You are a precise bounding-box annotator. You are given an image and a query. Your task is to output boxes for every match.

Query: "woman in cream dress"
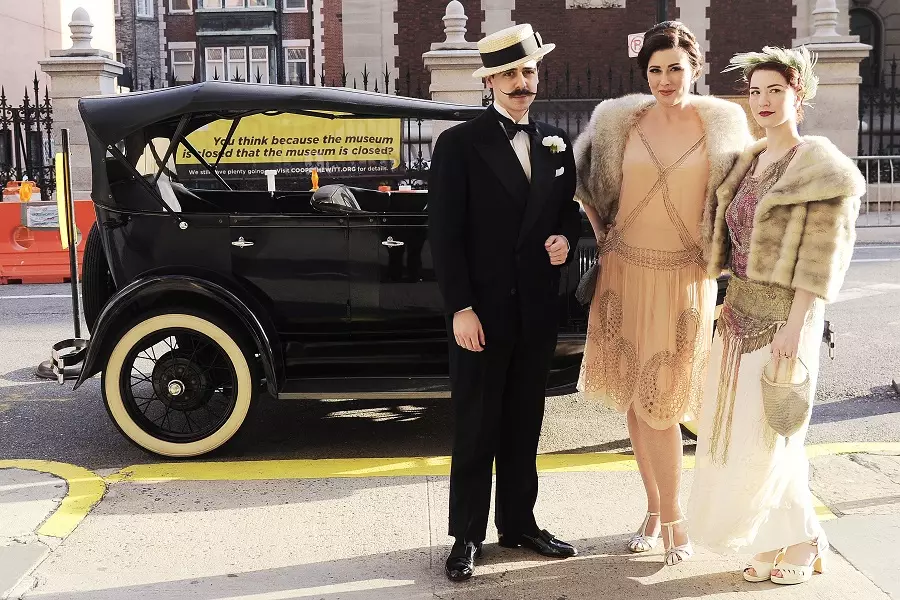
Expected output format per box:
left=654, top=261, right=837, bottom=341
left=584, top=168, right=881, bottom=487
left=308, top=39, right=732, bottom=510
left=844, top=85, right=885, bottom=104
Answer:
left=687, top=47, right=865, bottom=585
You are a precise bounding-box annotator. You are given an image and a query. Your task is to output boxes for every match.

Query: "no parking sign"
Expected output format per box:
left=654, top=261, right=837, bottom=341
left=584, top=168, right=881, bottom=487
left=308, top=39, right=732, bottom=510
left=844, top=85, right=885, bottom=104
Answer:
left=627, top=33, right=645, bottom=58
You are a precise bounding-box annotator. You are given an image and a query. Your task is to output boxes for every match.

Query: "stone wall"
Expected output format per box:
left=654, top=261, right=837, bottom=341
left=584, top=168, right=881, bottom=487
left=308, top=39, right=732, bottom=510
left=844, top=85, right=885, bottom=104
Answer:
left=115, top=0, right=162, bottom=90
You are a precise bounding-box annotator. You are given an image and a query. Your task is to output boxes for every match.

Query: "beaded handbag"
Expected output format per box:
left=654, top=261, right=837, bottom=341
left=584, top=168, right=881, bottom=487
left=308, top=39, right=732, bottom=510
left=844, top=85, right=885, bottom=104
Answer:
left=760, top=357, right=812, bottom=441
left=575, top=259, right=599, bottom=306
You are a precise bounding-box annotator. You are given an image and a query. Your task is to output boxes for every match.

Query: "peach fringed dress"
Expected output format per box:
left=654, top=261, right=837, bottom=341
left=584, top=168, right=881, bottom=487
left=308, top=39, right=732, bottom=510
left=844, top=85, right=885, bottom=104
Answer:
left=577, top=120, right=717, bottom=430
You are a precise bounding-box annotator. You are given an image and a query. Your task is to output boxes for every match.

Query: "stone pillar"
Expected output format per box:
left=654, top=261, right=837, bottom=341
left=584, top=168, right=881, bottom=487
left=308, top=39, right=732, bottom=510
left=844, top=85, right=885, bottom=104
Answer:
left=39, top=8, right=124, bottom=198
left=677, top=0, right=710, bottom=94
left=795, top=0, right=871, bottom=156
left=423, top=1, right=484, bottom=143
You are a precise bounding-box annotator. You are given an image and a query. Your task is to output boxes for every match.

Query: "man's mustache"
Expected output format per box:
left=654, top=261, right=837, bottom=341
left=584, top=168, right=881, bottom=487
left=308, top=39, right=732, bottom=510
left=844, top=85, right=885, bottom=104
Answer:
left=499, top=88, right=536, bottom=98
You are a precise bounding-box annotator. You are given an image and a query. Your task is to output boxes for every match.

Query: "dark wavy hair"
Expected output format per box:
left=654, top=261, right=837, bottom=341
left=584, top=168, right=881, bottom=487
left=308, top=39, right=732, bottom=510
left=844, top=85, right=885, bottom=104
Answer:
left=637, top=21, right=703, bottom=82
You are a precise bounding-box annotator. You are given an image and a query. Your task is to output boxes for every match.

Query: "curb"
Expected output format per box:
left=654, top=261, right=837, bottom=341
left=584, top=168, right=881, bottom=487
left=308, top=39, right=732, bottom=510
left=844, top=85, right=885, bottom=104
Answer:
left=0, top=460, right=105, bottom=539
left=2, top=443, right=898, bottom=542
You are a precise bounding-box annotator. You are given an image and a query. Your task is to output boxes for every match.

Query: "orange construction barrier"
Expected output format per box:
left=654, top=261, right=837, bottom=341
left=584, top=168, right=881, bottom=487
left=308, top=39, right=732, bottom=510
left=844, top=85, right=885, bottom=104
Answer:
left=0, top=199, right=96, bottom=284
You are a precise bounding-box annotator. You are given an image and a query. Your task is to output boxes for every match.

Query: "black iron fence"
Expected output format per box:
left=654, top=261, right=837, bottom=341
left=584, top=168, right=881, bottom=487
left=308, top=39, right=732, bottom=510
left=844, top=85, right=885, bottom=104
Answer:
left=0, top=75, right=54, bottom=197
left=484, top=64, right=649, bottom=140
left=859, top=57, right=900, bottom=157
left=316, top=65, right=431, bottom=190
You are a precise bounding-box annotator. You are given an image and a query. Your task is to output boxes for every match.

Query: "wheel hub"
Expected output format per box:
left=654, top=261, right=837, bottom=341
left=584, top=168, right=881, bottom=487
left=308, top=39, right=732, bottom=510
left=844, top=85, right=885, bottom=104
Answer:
left=167, top=379, right=185, bottom=396
left=151, top=351, right=214, bottom=411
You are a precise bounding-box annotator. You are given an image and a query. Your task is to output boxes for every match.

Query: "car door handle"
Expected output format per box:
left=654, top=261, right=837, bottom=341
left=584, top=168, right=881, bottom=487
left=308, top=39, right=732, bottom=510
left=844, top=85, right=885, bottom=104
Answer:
left=232, top=236, right=254, bottom=248
left=381, top=237, right=404, bottom=247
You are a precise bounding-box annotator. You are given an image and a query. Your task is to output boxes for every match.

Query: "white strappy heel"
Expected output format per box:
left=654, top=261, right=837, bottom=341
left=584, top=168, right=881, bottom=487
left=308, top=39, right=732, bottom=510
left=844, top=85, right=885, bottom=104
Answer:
left=743, top=548, right=786, bottom=582
left=627, top=511, right=660, bottom=553
left=771, top=539, right=828, bottom=585
left=662, top=518, right=693, bottom=566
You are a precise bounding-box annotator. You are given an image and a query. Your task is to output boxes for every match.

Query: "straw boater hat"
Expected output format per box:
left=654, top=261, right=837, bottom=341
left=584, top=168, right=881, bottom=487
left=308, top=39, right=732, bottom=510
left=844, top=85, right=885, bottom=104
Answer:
left=472, top=24, right=556, bottom=78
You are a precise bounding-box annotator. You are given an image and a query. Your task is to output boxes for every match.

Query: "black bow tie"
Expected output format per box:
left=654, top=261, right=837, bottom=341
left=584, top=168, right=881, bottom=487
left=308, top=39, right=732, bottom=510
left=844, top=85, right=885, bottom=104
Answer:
left=496, top=112, right=537, bottom=140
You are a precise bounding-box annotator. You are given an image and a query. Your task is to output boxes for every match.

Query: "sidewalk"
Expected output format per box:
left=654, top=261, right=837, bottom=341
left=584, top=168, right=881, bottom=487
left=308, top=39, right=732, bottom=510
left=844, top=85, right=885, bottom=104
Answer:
left=1, top=447, right=898, bottom=599
left=856, top=224, right=900, bottom=244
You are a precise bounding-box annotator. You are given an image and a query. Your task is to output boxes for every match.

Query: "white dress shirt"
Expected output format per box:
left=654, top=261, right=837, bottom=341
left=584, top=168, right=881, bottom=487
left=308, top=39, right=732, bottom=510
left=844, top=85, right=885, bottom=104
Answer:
left=494, top=102, right=532, bottom=183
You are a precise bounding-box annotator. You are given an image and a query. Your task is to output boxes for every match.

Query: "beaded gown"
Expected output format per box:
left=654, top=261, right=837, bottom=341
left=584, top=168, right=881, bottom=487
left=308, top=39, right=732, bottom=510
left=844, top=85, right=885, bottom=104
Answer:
left=578, top=117, right=716, bottom=430
left=687, top=143, right=826, bottom=554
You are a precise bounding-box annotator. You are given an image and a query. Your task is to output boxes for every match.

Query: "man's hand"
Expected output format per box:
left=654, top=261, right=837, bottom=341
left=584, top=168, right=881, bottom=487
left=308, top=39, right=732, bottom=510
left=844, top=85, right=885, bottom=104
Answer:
left=454, top=310, right=485, bottom=352
left=545, top=235, right=569, bottom=266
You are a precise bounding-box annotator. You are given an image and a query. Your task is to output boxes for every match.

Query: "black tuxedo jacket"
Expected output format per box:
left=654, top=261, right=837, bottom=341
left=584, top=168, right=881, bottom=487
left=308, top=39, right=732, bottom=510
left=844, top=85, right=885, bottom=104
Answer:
left=428, top=107, right=581, bottom=342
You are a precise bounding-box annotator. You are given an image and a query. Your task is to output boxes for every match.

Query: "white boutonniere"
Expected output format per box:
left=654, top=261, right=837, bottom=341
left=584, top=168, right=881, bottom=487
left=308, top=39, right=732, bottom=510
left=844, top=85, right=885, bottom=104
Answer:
left=542, top=135, right=566, bottom=154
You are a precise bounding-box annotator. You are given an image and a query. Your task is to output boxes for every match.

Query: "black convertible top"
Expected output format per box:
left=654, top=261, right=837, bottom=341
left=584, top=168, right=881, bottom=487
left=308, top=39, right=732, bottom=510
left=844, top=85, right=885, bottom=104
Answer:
left=78, top=80, right=485, bottom=144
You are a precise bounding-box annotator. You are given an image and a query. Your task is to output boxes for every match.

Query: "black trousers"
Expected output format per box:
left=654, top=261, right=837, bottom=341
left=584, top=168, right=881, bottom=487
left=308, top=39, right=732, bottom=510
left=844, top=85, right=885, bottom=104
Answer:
left=446, top=309, right=557, bottom=544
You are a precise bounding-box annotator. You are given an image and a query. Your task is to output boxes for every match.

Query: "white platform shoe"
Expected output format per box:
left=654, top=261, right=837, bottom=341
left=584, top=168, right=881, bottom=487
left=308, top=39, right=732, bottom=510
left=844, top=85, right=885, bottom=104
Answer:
left=771, top=539, right=828, bottom=585
left=627, top=511, right=660, bottom=553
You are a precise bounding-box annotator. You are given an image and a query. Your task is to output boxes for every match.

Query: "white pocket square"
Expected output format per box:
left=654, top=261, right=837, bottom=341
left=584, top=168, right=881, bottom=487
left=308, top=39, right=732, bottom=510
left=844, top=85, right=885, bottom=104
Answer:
left=555, top=167, right=565, bottom=177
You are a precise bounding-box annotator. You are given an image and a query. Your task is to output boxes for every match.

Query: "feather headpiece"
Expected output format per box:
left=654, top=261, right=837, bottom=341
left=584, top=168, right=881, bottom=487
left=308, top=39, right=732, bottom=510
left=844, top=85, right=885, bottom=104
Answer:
left=723, top=46, right=819, bottom=104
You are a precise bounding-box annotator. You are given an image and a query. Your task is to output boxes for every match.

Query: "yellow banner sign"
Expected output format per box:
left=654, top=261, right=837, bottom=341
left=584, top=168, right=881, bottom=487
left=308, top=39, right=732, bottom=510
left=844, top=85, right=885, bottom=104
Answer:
left=177, top=113, right=402, bottom=169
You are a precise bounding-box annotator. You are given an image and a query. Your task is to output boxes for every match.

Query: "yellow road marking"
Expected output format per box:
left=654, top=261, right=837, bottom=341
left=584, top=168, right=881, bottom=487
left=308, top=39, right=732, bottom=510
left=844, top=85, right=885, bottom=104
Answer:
left=0, top=460, right=105, bottom=538
left=106, top=442, right=900, bottom=482
left=812, top=495, right=838, bottom=522
left=1, top=442, right=896, bottom=540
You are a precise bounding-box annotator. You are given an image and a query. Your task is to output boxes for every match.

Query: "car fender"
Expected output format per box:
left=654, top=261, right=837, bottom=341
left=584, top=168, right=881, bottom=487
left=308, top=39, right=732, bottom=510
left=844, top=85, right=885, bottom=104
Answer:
left=74, top=274, right=281, bottom=397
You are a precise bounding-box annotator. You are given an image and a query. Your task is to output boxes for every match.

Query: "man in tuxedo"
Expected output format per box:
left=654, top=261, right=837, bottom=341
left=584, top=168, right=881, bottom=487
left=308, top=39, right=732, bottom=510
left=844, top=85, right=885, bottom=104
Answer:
left=427, top=23, right=582, bottom=582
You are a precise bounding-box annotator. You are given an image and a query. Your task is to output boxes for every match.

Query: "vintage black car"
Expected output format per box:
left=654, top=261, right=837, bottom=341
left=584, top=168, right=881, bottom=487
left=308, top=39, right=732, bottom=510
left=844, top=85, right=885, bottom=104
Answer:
left=68, top=81, right=725, bottom=457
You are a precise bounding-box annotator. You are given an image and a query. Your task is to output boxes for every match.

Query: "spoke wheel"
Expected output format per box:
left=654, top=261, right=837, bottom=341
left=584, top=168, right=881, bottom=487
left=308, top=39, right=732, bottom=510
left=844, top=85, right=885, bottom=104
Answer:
left=103, top=312, right=256, bottom=457
left=123, top=331, right=237, bottom=443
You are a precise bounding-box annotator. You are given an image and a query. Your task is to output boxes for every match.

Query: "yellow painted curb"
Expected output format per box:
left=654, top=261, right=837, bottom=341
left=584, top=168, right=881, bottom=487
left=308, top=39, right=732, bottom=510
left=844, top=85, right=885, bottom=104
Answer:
left=804, top=442, right=900, bottom=459
left=106, top=456, right=454, bottom=483
left=1, top=442, right=893, bottom=541
left=106, top=442, right=900, bottom=483
left=0, top=460, right=105, bottom=538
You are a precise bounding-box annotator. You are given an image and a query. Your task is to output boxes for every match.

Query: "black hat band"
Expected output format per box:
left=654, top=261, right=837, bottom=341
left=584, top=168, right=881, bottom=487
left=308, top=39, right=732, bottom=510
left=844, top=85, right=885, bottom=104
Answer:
left=480, top=34, right=542, bottom=69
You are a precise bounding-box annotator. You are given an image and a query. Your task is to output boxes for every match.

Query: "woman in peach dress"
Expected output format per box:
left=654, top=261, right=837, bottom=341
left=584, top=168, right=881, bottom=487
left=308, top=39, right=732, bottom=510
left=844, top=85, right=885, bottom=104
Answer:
left=573, top=21, right=750, bottom=565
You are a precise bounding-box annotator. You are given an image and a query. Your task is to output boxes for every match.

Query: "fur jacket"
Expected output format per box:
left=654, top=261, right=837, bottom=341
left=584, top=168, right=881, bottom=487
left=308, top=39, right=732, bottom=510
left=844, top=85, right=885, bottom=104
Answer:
left=573, top=94, right=752, bottom=258
left=707, top=136, right=866, bottom=302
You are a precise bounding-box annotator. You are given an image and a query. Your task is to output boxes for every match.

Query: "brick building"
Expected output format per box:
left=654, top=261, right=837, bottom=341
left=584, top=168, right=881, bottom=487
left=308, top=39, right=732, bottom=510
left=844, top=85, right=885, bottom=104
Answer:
left=114, top=0, right=344, bottom=90
left=114, top=0, right=886, bottom=96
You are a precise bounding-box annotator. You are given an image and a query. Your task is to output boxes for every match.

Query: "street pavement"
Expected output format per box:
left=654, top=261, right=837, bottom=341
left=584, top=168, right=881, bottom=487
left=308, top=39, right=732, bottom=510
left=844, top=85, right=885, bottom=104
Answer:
left=0, top=235, right=898, bottom=599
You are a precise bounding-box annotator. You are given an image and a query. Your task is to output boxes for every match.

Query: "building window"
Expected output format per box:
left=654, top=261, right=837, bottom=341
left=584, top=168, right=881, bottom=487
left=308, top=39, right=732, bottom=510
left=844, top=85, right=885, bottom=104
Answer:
left=114, top=0, right=121, bottom=17
left=201, top=0, right=223, bottom=7
left=219, top=0, right=269, bottom=6
left=850, top=8, right=882, bottom=87
left=250, top=46, right=269, bottom=83
left=169, top=0, right=192, bottom=12
left=227, top=47, right=248, bottom=81
left=285, top=47, right=308, bottom=85
left=284, top=0, right=306, bottom=9
left=136, top=0, right=153, bottom=17
left=171, top=49, right=195, bottom=83
left=205, top=47, right=225, bottom=80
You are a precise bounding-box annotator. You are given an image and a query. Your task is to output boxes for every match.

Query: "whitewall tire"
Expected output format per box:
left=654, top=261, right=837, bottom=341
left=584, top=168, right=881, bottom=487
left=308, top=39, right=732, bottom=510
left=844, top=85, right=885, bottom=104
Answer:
left=102, top=312, right=256, bottom=457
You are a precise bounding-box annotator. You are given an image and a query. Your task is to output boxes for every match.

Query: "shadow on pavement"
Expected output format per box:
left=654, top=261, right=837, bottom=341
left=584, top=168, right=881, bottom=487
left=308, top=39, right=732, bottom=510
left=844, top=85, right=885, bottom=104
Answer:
left=23, top=535, right=756, bottom=600
left=812, top=386, right=900, bottom=426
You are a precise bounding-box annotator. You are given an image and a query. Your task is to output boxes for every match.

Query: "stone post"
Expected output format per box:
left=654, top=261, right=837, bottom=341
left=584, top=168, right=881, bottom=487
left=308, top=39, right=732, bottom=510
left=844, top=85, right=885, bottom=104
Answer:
left=39, top=8, right=124, bottom=199
left=422, top=1, right=484, bottom=143
left=795, top=0, right=871, bottom=156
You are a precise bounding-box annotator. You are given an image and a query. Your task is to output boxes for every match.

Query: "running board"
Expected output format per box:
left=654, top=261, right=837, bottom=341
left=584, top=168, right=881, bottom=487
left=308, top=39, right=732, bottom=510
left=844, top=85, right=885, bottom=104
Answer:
left=278, top=377, right=451, bottom=400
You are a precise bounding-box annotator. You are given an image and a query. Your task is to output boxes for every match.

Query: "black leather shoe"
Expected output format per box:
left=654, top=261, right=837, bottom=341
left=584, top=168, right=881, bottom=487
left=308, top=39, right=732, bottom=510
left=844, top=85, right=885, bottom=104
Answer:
left=498, top=529, right=577, bottom=558
left=445, top=540, right=483, bottom=582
